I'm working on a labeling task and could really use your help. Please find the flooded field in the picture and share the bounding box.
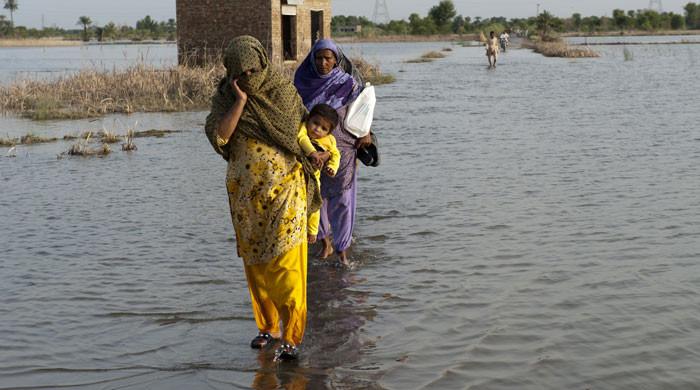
[1,41,700,389]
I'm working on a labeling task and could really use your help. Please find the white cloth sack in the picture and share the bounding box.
[344,83,376,138]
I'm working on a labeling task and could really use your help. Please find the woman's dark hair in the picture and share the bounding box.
[309,103,339,129]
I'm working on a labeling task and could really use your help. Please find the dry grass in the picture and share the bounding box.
[63,133,87,141]
[525,39,600,58]
[1,137,17,147]
[20,133,58,144]
[0,53,394,121]
[404,50,448,64]
[422,51,447,59]
[351,57,396,86]
[0,38,82,47]
[62,133,112,157]
[122,129,137,151]
[0,62,225,120]
[100,129,121,143]
[133,129,181,138]
[404,57,434,63]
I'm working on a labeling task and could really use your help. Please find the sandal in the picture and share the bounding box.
[250,332,275,349]
[274,343,299,361]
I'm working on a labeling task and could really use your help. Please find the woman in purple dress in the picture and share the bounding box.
[294,39,372,266]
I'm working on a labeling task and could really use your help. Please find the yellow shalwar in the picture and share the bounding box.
[297,122,340,237]
[221,133,308,346]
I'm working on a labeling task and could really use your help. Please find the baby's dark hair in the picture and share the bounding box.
[309,103,339,130]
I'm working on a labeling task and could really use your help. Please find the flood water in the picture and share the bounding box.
[2,41,700,389]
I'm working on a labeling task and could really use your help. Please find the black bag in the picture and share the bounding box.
[357,132,379,167]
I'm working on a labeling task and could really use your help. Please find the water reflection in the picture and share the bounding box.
[252,353,309,390]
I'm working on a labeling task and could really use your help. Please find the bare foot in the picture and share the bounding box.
[336,250,350,268]
[308,234,317,244]
[319,237,334,259]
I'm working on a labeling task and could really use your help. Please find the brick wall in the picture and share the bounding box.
[176,0,273,65]
[177,0,331,66]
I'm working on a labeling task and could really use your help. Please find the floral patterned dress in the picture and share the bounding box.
[225,134,307,265]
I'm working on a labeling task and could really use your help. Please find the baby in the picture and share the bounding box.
[297,103,341,243]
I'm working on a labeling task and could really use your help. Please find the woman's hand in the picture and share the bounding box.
[231,78,248,103]
[318,151,331,164]
[215,79,248,142]
[355,133,372,149]
[309,151,331,169]
[308,152,325,169]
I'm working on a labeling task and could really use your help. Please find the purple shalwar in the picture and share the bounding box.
[317,107,359,252]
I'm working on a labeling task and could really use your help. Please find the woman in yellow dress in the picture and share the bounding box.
[204,36,321,361]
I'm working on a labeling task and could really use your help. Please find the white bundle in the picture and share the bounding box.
[344,82,376,138]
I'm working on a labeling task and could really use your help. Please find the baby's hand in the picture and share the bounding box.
[323,166,336,177]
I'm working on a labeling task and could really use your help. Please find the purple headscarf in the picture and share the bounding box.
[294,39,360,110]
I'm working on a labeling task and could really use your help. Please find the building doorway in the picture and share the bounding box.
[282,14,297,61]
[311,11,323,45]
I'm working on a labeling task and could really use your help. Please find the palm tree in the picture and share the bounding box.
[3,0,18,29]
[535,10,555,39]
[77,16,92,41]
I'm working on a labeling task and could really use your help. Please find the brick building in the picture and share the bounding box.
[176,0,332,65]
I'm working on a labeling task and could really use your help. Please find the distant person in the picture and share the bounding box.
[297,103,341,245]
[499,31,510,51]
[486,31,500,68]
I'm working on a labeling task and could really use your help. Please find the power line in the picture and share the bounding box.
[373,0,390,24]
[648,0,663,12]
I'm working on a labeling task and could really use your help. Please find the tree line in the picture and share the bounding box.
[332,0,700,37]
[1,0,175,41]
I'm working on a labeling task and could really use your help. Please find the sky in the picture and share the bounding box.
[5,0,693,29]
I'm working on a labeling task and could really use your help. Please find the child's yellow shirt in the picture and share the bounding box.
[297,122,340,176]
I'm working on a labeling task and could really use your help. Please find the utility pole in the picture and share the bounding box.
[373,0,390,25]
[648,0,663,12]
[537,3,541,16]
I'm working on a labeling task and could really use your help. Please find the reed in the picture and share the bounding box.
[0,53,393,121]
[0,62,225,121]
[20,133,58,144]
[421,51,447,59]
[404,57,434,63]
[121,129,137,151]
[100,129,121,143]
[404,50,448,64]
[1,137,17,147]
[63,133,112,157]
[525,39,600,58]
[0,38,81,48]
[133,129,181,138]
[351,57,396,85]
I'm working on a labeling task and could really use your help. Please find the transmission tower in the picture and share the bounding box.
[648,0,663,12]
[373,0,390,24]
